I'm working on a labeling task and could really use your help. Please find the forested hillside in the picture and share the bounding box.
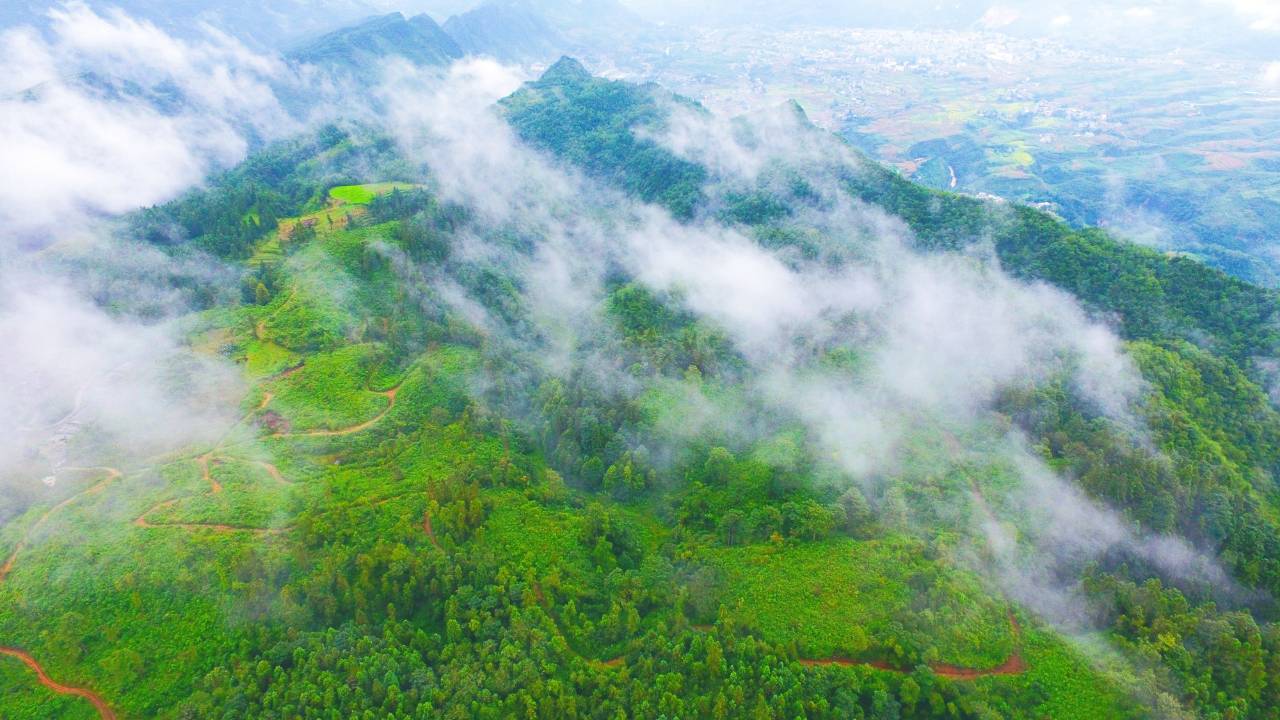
[2,59,1279,720]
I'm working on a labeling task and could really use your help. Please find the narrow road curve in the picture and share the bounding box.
[132,457,287,535]
[218,457,293,486]
[0,647,116,719]
[423,506,441,550]
[0,467,123,584]
[197,453,222,494]
[133,497,287,536]
[272,386,399,439]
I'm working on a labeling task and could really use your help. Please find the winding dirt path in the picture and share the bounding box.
[1,467,122,584]
[0,648,115,719]
[132,381,305,535]
[132,455,291,535]
[219,458,293,486]
[798,611,1026,679]
[3,368,303,711]
[197,453,222,494]
[132,497,284,535]
[272,386,399,439]
[423,507,441,550]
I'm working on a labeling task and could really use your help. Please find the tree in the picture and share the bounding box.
[702,447,735,486]
[719,510,744,546]
[839,486,875,537]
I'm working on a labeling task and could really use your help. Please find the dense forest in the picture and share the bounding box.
[3,59,1280,720]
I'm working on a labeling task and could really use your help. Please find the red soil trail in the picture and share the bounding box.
[197,453,222,494]
[132,456,289,535]
[270,362,305,381]
[132,376,296,534]
[0,647,116,720]
[800,611,1026,680]
[529,573,624,671]
[0,467,122,584]
[133,498,286,535]
[273,386,400,439]
[422,508,441,550]
[256,460,291,484]
[218,457,292,486]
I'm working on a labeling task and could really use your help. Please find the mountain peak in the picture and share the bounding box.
[539,56,591,84]
[442,0,567,63]
[288,10,461,71]
[784,99,815,128]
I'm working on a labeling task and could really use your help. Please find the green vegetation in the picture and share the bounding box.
[266,344,391,431]
[0,658,97,720]
[4,61,1279,720]
[329,182,418,205]
[706,537,1015,668]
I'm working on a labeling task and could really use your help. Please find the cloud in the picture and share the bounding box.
[0,4,284,517]
[0,2,298,242]
[376,58,533,221]
[368,58,1228,622]
[364,58,1239,648]
[637,104,1241,608]
[1206,0,1280,31]
[1263,61,1280,86]
[978,5,1022,29]
[0,275,241,475]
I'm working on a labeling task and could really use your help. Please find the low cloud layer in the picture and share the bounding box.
[0,2,298,241]
[0,275,241,477]
[369,60,1235,655]
[0,4,289,515]
[0,3,1250,701]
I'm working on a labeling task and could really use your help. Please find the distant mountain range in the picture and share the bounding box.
[443,1,568,63]
[285,1,596,72]
[287,12,463,73]
[3,1,648,74]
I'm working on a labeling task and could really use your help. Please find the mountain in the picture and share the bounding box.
[443,1,569,63]
[287,12,463,73]
[6,59,1280,720]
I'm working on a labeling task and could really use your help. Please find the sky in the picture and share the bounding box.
[614,0,1280,55]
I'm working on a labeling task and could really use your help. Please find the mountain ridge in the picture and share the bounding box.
[442,0,568,62]
[287,11,463,72]
[4,55,1280,720]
